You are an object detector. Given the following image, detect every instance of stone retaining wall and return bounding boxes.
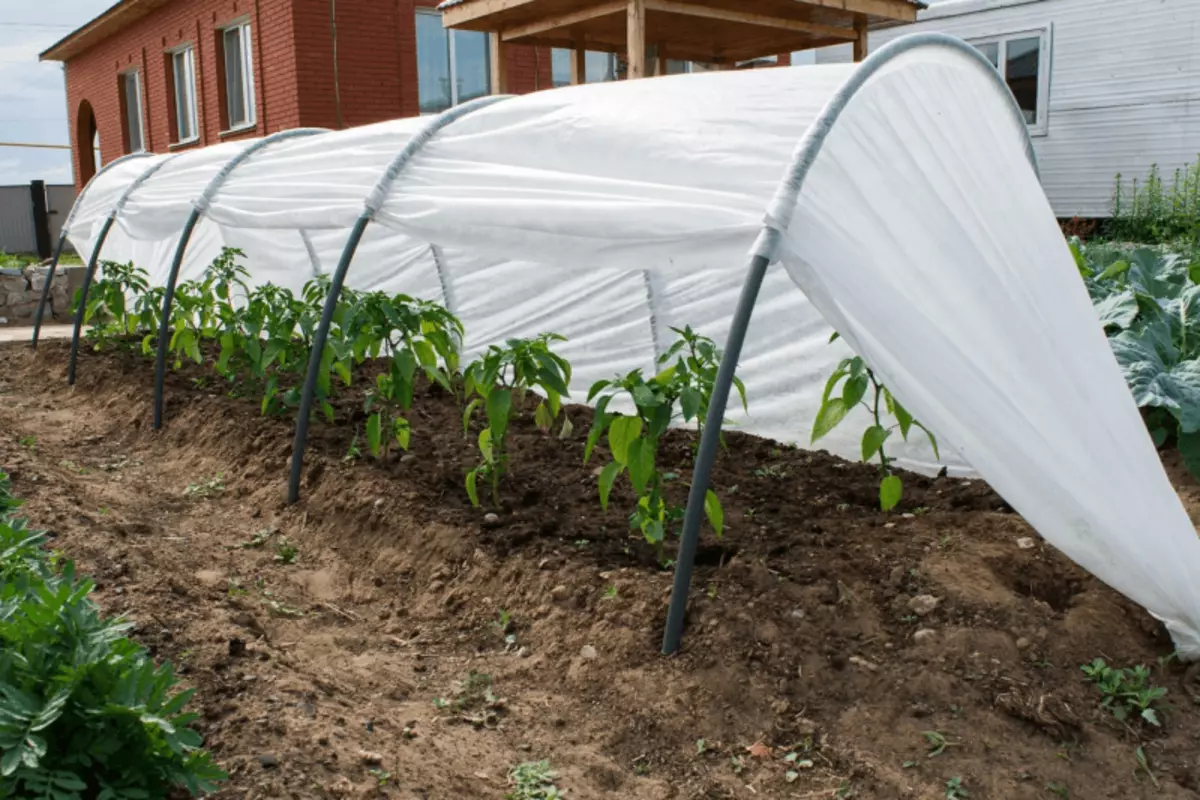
[0,266,84,327]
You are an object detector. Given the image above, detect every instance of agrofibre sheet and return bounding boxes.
[62,35,1200,656]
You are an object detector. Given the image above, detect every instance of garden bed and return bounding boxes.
[2,339,1199,799]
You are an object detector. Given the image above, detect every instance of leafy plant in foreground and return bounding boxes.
[462,334,572,507]
[0,475,224,798]
[586,326,741,561]
[1076,239,1200,476]
[505,760,563,800]
[78,260,154,351]
[811,334,938,511]
[1080,658,1167,727]
[358,293,463,460]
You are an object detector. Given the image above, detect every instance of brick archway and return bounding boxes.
[75,99,98,187]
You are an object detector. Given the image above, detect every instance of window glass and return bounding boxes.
[1005,36,1040,124]
[223,23,255,128]
[551,48,570,87]
[551,48,618,85]
[586,51,616,82]
[123,71,143,152]
[173,48,198,141]
[665,59,691,75]
[416,11,452,114]
[791,50,817,66]
[453,29,490,104]
[974,41,999,68]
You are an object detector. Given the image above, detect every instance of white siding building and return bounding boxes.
[813,0,1200,218]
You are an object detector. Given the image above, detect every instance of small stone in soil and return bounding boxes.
[1016,636,1032,650]
[358,750,384,765]
[1016,536,1036,550]
[579,644,598,660]
[907,594,941,616]
[482,512,501,527]
[256,754,280,768]
[550,585,569,601]
[913,629,937,644]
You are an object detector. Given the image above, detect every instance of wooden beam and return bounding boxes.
[443,0,539,27]
[500,1,626,41]
[642,0,857,42]
[489,32,509,93]
[571,40,587,84]
[627,0,646,79]
[853,14,868,62]
[797,0,917,23]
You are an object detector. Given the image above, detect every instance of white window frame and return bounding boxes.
[415,8,491,113]
[968,26,1052,137]
[121,69,145,153]
[170,45,199,144]
[221,19,256,131]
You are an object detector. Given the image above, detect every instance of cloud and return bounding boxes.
[0,4,112,187]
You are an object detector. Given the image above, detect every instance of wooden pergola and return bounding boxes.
[440,0,921,91]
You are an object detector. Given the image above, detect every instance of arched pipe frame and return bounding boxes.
[67,155,180,385]
[151,128,328,430]
[287,95,512,505]
[31,152,155,349]
[660,32,1041,655]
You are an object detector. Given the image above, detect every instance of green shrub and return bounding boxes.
[0,471,225,799]
[1111,157,1200,247]
[1077,239,1200,478]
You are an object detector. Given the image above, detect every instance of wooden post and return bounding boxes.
[853,14,868,62]
[571,40,586,84]
[627,0,646,79]
[490,32,509,93]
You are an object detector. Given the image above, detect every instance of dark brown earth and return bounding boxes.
[2,338,1200,800]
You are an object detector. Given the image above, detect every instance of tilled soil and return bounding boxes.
[2,339,1200,800]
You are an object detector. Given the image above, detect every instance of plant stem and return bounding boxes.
[869,372,890,477]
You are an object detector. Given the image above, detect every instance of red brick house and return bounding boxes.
[40,0,563,191]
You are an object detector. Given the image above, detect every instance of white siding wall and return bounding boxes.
[815,0,1200,217]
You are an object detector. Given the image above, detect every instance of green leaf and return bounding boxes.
[879,475,903,511]
[1093,290,1139,330]
[598,461,621,511]
[893,397,914,439]
[1096,260,1131,281]
[626,438,655,494]
[413,339,437,368]
[462,398,481,434]
[842,374,869,408]
[1,747,20,777]
[607,416,643,466]
[465,469,480,507]
[916,422,940,460]
[534,402,553,432]
[811,398,849,443]
[478,428,493,462]
[679,386,701,422]
[732,375,749,412]
[1111,328,1200,432]
[393,417,411,451]
[486,389,512,441]
[862,425,891,461]
[366,414,382,457]
[704,490,724,538]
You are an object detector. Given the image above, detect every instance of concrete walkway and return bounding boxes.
[0,325,75,343]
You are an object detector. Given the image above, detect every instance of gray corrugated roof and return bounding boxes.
[437,0,924,10]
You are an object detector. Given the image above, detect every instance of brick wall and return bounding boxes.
[62,0,550,191]
[64,0,302,190]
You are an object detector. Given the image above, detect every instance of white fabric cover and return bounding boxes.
[65,37,1200,656]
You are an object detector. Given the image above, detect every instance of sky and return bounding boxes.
[0,1,112,187]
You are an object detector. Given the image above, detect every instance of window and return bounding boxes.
[171,46,199,142]
[222,21,255,129]
[969,29,1051,135]
[121,70,144,153]
[550,49,621,86]
[415,10,491,114]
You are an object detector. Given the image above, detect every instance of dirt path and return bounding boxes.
[2,340,1199,800]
